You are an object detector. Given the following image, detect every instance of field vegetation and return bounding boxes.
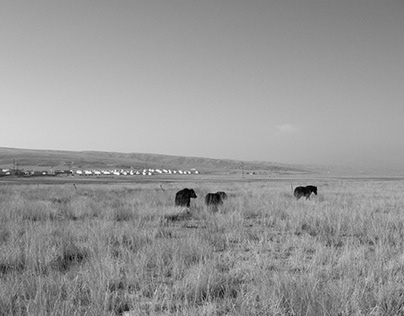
[0,178,404,315]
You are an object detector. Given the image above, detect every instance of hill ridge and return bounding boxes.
[0,147,307,173]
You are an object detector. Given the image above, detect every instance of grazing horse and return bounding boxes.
[175,188,197,207]
[205,191,227,211]
[294,185,317,200]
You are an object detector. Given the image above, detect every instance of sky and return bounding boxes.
[1,0,404,170]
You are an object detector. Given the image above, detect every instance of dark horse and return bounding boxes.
[294,185,317,200]
[175,188,197,207]
[205,191,227,206]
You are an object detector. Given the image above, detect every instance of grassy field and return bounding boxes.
[1,177,404,315]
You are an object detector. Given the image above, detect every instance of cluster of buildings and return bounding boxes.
[72,168,199,176]
[0,168,200,177]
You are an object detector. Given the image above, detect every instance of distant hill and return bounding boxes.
[0,147,308,174]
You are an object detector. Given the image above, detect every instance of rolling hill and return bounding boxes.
[0,147,308,175]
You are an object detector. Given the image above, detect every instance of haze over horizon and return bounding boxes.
[1,1,404,171]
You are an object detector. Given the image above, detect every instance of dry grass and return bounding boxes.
[0,179,404,315]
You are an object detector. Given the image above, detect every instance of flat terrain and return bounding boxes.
[1,175,404,315]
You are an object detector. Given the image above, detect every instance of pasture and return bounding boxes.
[1,177,404,315]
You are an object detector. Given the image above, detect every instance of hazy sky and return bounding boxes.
[1,1,404,169]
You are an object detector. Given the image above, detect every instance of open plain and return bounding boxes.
[1,174,404,315]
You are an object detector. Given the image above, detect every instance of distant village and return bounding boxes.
[0,167,200,177]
